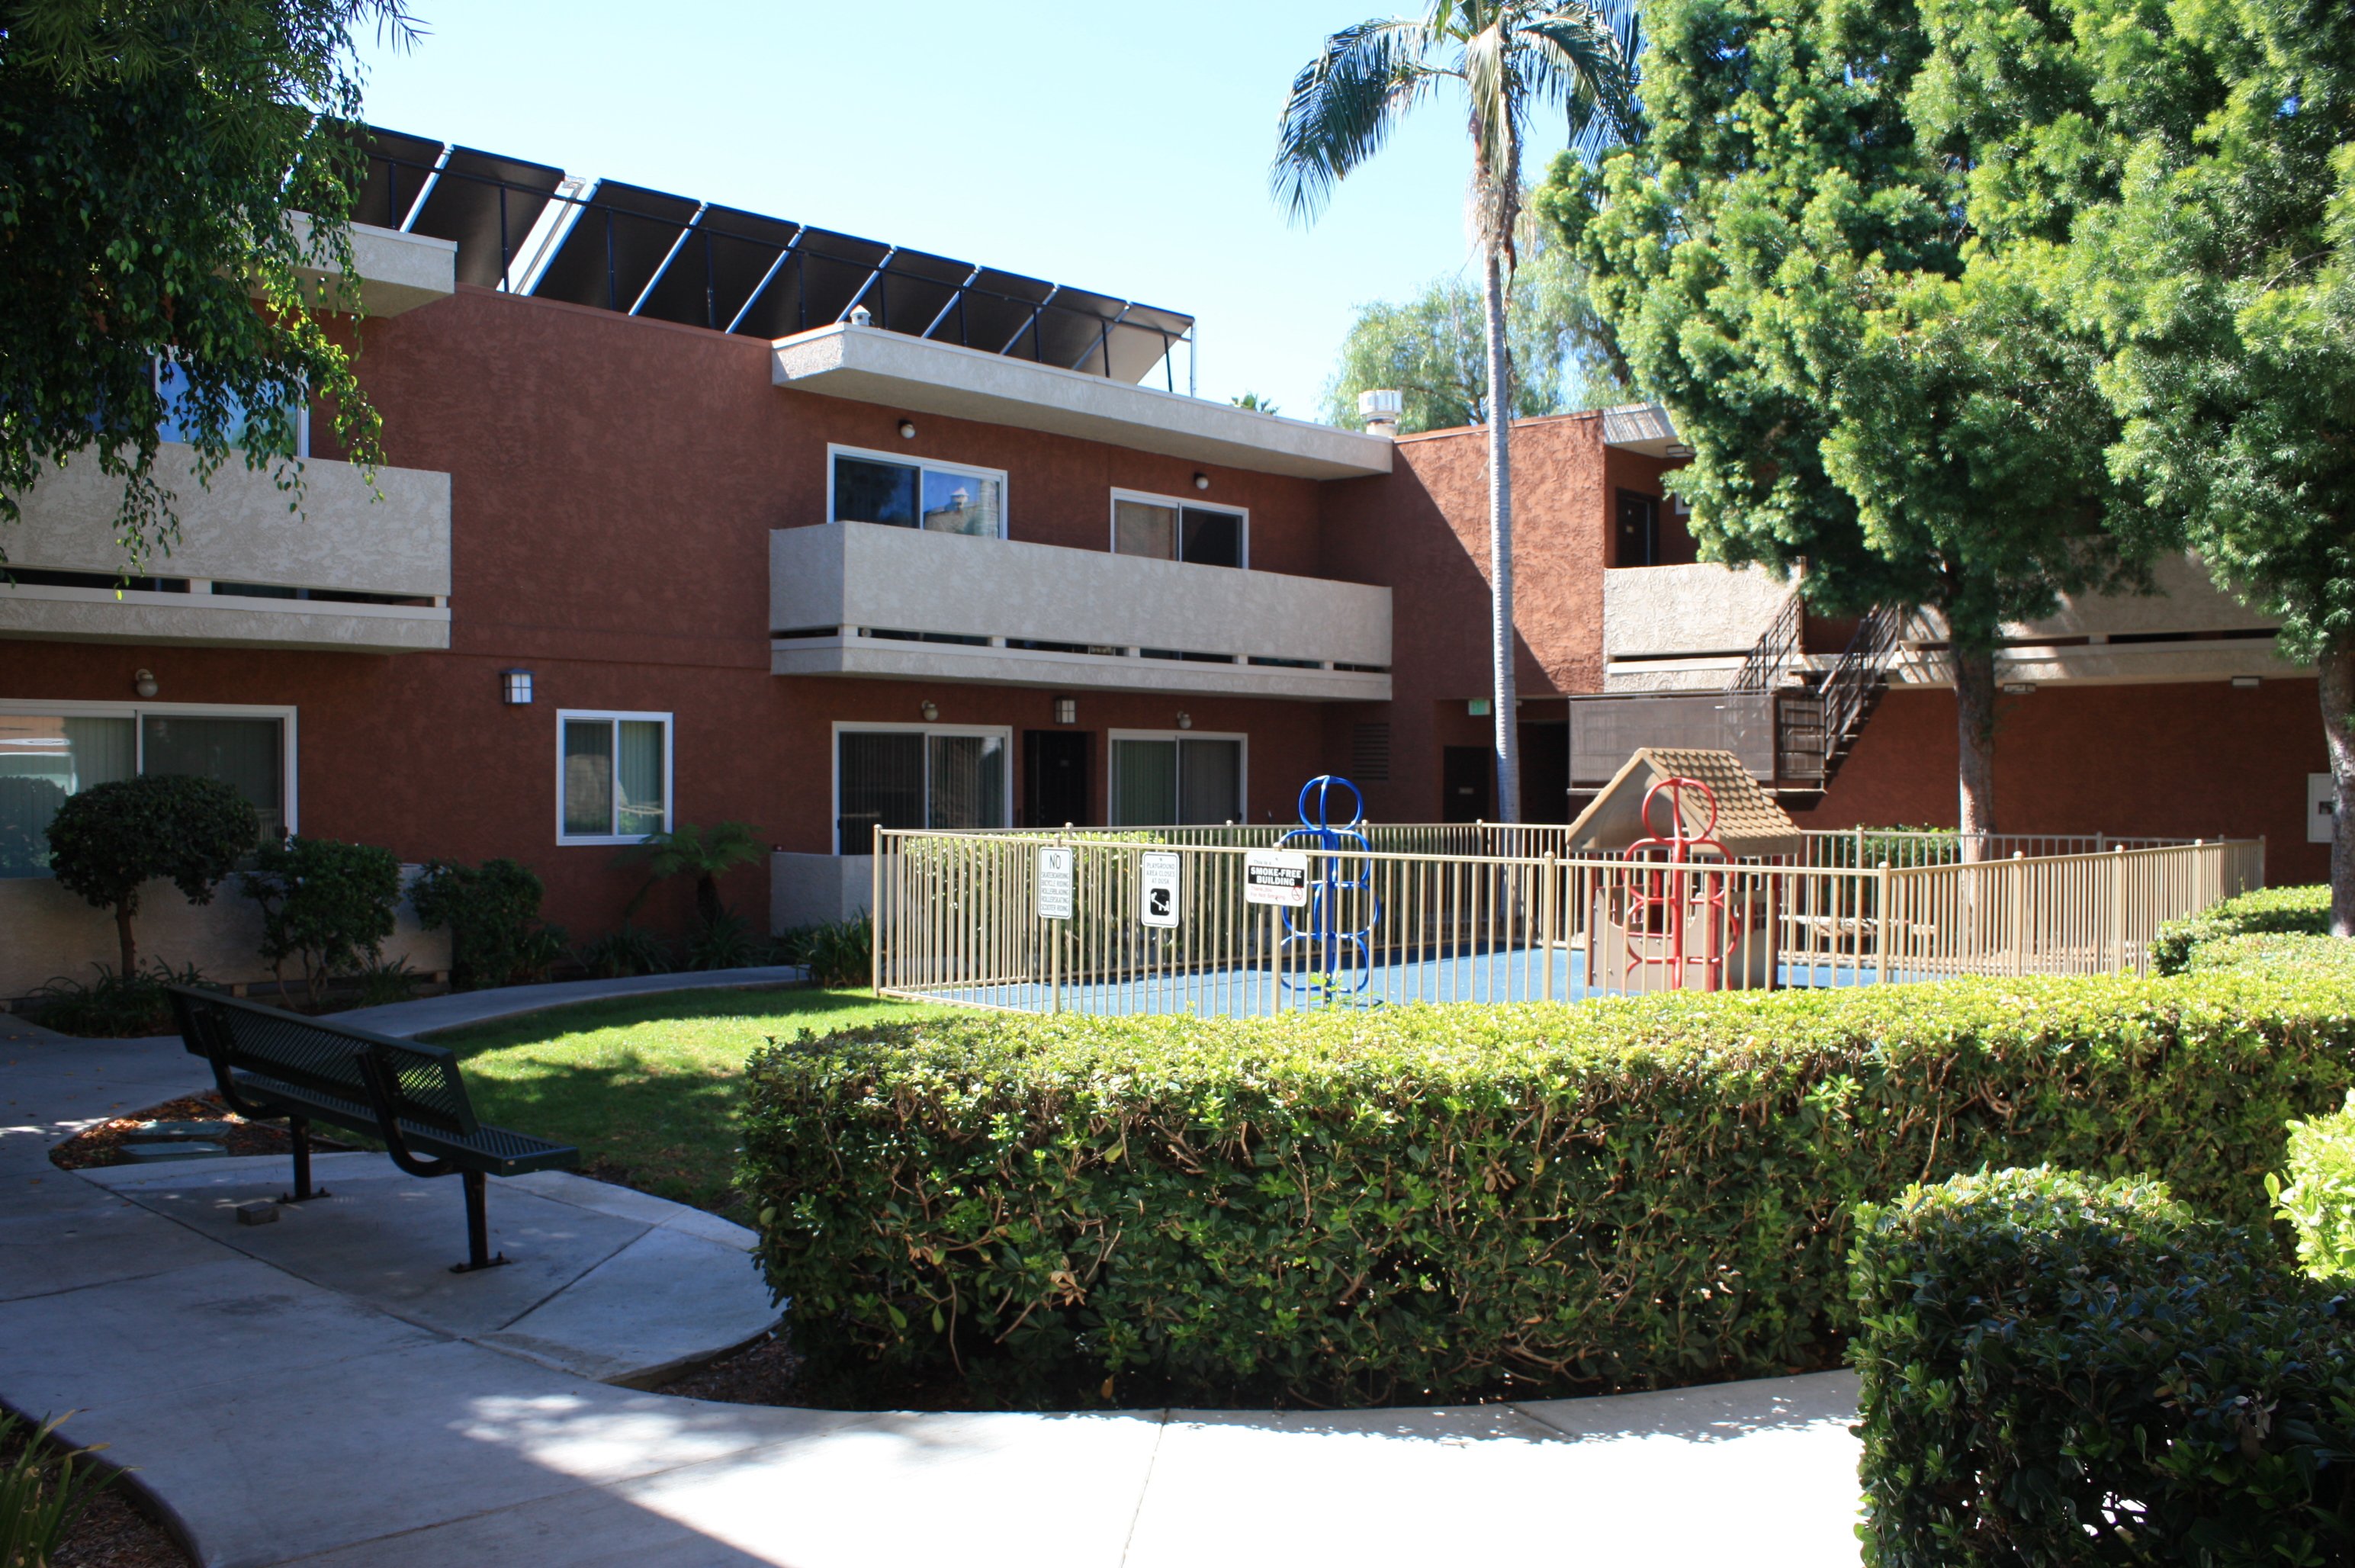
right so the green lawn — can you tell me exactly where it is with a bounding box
[426,987,956,1213]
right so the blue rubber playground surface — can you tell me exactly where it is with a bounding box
[922,944,1931,1017]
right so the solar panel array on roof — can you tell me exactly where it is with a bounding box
[354,127,1195,386]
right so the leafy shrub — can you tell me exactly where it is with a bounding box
[2182,930,2355,978]
[2271,1091,2355,1282]
[44,773,258,972]
[781,917,870,986]
[740,972,2355,1409]
[1,1411,115,1568]
[577,923,672,978]
[684,910,773,971]
[410,857,554,991]
[25,961,206,1037]
[617,821,763,925]
[2152,884,2331,974]
[1851,1166,2354,1565]
[241,837,403,1004]
[349,955,422,1008]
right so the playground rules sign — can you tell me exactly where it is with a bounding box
[1036,847,1075,920]
[1139,851,1181,927]
[1242,849,1309,908]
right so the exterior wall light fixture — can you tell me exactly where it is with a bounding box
[920,699,939,721]
[1193,472,1210,490]
[1054,698,1077,725]
[2231,675,2261,689]
[1175,711,1193,730]
[2001,682,2036,696]
[501,668,534,705]
[133,668,159,699]
[898,419,917,439]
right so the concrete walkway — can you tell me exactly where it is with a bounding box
[2,1035,1865,1567]
[333,965,808,1039]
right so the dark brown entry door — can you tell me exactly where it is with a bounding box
[1519,721,1570,824]
[1023,731,1090,827]
[1441,746,1492,823]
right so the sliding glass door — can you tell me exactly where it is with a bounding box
[1109,734,1244,827]
[836,728,1009,850]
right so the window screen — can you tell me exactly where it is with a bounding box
[837,731,1007,848]
[1113,498,1176,560]
[141,715,284,843]
[0,715,135,876]
[561,715,670,840]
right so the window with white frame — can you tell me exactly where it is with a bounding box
[831,445,1004,538]
[1108,731,1244,826]
[1110,490,1245,568]
[0,704,294,877]
[557,712,672,844]
[834,726,1009,850]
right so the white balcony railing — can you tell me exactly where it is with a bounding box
[770,521,1390,701]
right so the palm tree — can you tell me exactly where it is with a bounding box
[1274,1,1635,821]
[617,820,764,926]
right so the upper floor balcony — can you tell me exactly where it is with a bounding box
[771,520,1391,701]
[0,445,453,652]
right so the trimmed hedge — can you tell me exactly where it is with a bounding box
[2184,930,2355,979]
[741,972,2355,1407]
[2152,884,2331,974]
[1852,1167,2354,1565]
[2273,1091,2355,1281]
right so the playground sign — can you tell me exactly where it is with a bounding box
[1036,847,1074,920]
[1139,851,1181,927]
[1242,849,1309,907]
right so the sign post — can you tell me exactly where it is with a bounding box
[1037,844,1073,1013]
[1139,850,1181,929]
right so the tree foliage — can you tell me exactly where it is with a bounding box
[0,0,418,570]
[241,834,402,1002]
[1552,0,2156,834]
[1319,225,1627,432]
[43,772,259,973]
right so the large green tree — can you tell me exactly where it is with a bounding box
[1,0,416,570]
[1320,225,1627,432]
[1275,0,1635,823]
[1553,0,2150,840]
[2058,0,2355,927]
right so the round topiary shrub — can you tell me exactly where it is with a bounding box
[44,773,259,973]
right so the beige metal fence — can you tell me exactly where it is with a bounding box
[870,831,2264,1017]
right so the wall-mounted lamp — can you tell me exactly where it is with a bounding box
[501,668,534,705]
[2230,675,2262,689]
[1054,698,1077,725]
[1192,472,1210,491]
[133,668,158,699]
[898,419,917,440]
[2001,682,2037,696]
[1175,711,1193,731]
[920,699,939,721]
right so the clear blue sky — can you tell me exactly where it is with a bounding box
[351,1,1591,421]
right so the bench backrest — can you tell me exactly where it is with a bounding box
[168,987,480,1139]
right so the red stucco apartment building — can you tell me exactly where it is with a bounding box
[0,128,2324,994]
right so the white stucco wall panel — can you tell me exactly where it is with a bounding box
[771,853,872,932]
[1603,563,1791,660]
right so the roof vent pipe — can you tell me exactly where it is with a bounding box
[1359,388,1403,438]
[848,305,872,327]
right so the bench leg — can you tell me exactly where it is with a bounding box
[278,1116,329,1204]
[450,1170,509,1274]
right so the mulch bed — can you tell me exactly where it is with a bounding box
[48,1094,355,1171]
[0,1425,191,1568]
[661,1332,807,1406]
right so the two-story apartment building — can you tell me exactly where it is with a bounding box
[0,126,2327,996]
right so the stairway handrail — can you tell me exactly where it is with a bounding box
[1729,589,1806,693]
[1819,603,1911,744]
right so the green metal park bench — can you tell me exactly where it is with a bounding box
[165,987,579,1273]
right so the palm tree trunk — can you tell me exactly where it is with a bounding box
[1482,246,1521,824]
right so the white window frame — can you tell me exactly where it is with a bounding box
[831,721,1014,852]
[0,699,300,860]
[1108,488,1250,570]
[555,709,674,847]
[1106,728,1249,826]
[827,443,1009,539]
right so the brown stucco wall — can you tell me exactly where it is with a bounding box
[1792,678,2328,883]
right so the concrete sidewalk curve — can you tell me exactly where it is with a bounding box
[2,1035,1866,1567]
[334,964,809,1039]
